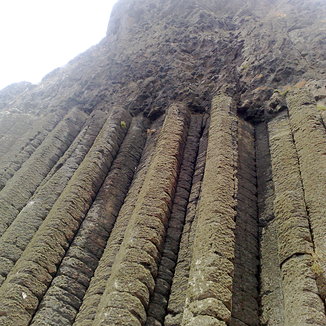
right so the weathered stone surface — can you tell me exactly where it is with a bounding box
[282,255,326,325]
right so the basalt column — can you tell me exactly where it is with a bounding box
[145,115,203,326]
[268,109,325,325]
[165,115,209,326]
[73,123,161,326]
[0,109,88,237]
[0,110,107,286]
[287,90,326,302]
[256,88,326,325]
[181,94,239,326]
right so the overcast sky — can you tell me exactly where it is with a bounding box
[0,0,118,90]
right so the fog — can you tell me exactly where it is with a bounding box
[0,0,118,90]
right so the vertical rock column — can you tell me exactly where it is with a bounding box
[181,94,238,326]
[164,115,209,326]
[255,122,284,326]
[92,104,190,326]
[145,115,203,326]
[0,107,131,326]
[268,110,326,325]
[230,119,259,326]
[287,89,326,303]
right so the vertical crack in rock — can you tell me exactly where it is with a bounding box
[0,107,131,326]
[145,114,203,326]
[319,110,326,130]
[181,94,238,326]
[230,119,259,326]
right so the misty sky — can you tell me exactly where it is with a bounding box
[0,0,118,90]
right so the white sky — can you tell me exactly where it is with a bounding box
[0,0,118,90]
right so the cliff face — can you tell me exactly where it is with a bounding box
[0,0,326,326]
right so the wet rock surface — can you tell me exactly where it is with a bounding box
[1,0,326,325]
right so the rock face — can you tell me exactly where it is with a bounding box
[0,0,326,325]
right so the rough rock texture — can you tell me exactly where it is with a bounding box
[1,0,326,325]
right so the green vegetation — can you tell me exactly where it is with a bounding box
[241,63,250,70]
[312,260,324,275]
[311,253,324,276]
[317,105,326,111]
[273,89,289,97]
[120,120,127,128]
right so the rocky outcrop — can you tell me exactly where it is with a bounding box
[1,0,326,325]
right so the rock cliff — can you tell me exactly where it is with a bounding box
[0,0,326,325]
